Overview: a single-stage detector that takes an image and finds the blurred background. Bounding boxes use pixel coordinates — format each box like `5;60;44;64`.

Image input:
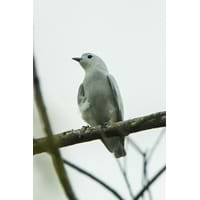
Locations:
33;0;165;199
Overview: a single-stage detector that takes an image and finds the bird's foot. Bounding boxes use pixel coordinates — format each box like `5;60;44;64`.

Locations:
102;122;110;128
80;125;90;133
101;122;110;135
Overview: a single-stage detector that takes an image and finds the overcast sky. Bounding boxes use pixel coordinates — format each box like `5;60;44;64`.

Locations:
34;0;165;199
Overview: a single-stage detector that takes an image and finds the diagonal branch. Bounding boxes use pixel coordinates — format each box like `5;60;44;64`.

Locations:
146;128;166;163
116;159;135;199
127;138;144;156
34;111;166;155
63;159;124;200
142;153;153;200
135;165;166;200
34;58;77;199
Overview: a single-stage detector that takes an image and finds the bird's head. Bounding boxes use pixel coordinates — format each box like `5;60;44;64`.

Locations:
72;53;108;71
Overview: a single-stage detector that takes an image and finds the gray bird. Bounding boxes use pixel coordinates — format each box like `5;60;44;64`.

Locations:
72;53;126;158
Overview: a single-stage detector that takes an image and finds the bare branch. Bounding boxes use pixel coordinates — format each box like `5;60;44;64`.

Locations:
127;138;144;156
63;159;124;200
142;153;153;200
146;128;166;163
34;111;166;155
135;165;166;200
116;159;135;199
141;129;165;200
33;58;77;200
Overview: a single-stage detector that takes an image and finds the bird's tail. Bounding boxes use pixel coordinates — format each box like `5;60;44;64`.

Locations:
101;134;126;158
114;142;126;158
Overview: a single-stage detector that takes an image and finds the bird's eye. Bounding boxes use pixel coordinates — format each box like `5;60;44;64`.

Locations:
88;55;93;59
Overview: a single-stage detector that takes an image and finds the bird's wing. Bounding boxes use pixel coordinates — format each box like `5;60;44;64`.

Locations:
107;74;124;121
77;83;85;107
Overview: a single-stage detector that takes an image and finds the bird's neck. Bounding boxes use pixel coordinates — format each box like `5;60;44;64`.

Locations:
84;67;108;81
85;63;108;74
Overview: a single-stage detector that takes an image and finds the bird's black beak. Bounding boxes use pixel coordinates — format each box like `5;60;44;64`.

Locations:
72;57;82;62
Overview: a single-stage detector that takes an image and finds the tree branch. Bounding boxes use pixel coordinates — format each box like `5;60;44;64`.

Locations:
116;159;135;199
146;128;166;162
135;165;166;200
142;153;153;200
127;138;144;156
34;58;77;199
34;111;166;155
63;159;124;200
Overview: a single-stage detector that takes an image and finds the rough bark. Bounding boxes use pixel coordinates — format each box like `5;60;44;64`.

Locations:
34;111;166;155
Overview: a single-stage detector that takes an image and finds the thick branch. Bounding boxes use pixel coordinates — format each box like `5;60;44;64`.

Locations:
34;111;166;155
34;58;77;199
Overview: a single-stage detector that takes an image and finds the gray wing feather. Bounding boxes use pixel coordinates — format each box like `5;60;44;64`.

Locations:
77;83;85;106
107;75;124;121
106;75;126;157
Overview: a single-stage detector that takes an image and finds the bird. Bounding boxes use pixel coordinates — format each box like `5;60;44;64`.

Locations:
72;53;126;158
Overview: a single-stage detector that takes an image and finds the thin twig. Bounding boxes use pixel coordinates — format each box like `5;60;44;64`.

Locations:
127;138;144;156
141;153;146;200
143;176;153;200
116;159;135;200
63;159;124;200
142;153;153;200
142;128;166;200
34;112;166;155
142;129;166;199
146;128;166;163
123;140;129;176
135;165;166;200
33;57;77;200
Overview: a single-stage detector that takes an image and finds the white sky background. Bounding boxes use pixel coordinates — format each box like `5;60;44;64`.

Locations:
33;0;165;199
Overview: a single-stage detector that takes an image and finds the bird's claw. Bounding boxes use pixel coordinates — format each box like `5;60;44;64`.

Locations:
80;125;90;133
102;122;110;128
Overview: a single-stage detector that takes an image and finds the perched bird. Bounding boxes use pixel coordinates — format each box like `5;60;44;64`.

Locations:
72;53;126;158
